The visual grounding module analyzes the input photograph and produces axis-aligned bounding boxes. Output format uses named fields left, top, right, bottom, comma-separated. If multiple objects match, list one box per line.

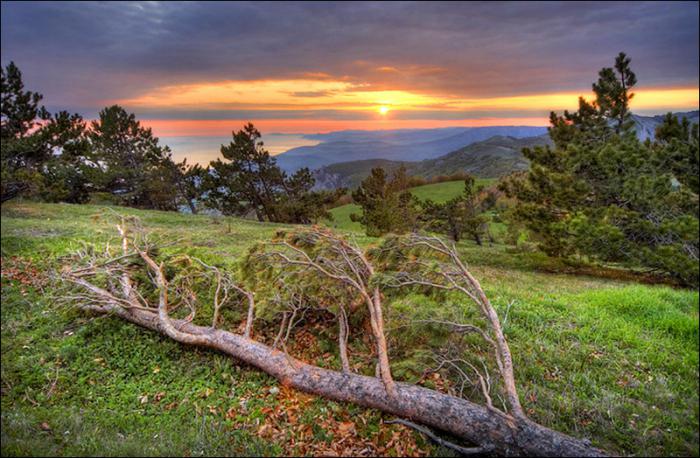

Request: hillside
left=314, top=135, right=551, bottom=190
left=276, top=111, right=699, bottom=174
left=311, top=111, right=700, bottom=191
left=2, top=202, right=698, bottom=456
left=276, top=126, right=548, bottom=172
left=632, top=110, right=699, bottom=140
left=325, top=180, right=492, bottom=232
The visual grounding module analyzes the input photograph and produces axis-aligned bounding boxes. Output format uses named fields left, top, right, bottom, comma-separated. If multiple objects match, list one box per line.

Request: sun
left=378, top=105, right=390, bottom=115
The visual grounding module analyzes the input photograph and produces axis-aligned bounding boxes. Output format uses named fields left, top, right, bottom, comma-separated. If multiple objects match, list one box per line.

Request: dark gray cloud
left=2, top=1, right=698, bottom=116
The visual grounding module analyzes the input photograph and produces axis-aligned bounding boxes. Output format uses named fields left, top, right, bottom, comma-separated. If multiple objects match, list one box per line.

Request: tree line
left=349, top=165, right=496, bottom=245
left=1, top=62, right=343, bottom=224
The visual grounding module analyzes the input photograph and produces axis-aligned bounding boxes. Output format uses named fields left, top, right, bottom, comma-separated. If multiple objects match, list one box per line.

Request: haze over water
left=163, top=134, right=321, bottom=164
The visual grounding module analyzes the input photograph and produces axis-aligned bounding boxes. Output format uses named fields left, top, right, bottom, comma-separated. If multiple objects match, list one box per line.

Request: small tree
left=1, top=61, right=50, bottom=202
left=38, top=111, right=94, bottom=203
left=654, top=113, right=699, bottom=194
left=593, top=52, right=637, bottom=134
left=89, top=105, right=179, bottom=210
left=206, top=124, right=341, bottom=223
left=420, top=176, right=489, bottom=244
left=350, top=166, right=418, bottom=236
left=274, top=167, right=346, bottom=224
left=205, top=123, right=285, bottom=221
left=1, top=62, right=93, bottom=203
left=173, top=159, right=208, bottom=214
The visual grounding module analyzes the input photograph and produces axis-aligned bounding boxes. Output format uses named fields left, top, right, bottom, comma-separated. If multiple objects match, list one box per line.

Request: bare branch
left=384, top=233, right=525, bottom=418
left=256, top=229, right=395, bottom=395
left=384, top=418, right=494, bottom=456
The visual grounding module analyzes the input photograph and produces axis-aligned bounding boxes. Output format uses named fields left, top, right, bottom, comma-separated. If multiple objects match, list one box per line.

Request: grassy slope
left=2, top=201, right=698, bottom=457
left=326, top=179, right=494, bottom=232
left=313, top=134, right=551, bottom=190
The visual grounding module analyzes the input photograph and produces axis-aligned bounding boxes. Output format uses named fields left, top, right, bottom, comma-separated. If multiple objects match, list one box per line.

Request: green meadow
left=326, top=179, right=495, bottom=232
left=2, top=200, right=698, bottom=456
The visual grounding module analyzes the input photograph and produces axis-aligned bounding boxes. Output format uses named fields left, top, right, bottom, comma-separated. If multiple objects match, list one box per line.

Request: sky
left=2, top=1, right=699, bottom=160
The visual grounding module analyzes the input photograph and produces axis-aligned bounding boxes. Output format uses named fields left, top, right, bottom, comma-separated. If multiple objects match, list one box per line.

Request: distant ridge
left=631, top=110, right=699, bottom=140
left=312, top=135, right=552, bottom=190
left=310, top=111, right=699, bottom=190
left=275, top=125, right=548, bottom=172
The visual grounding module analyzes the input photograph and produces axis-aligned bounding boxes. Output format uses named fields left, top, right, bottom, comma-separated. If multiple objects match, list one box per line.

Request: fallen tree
left=61, top=217, right=606, bottom=456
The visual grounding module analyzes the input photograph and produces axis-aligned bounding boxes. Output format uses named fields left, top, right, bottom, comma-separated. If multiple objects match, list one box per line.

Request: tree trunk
left=188, top=199, right=198, bottom=215
left=450, top=225, right=460, bottom=242
left=338, top=306, right=351, bottom=373
left=85, top=303, right=605, bottom=457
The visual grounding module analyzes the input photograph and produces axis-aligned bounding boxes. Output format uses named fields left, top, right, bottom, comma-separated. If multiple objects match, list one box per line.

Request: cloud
left=116, top=79, right=698, bottom=120
left=1, top=1, right=698, bottom=121
left=289, top=91, right=338, bottom=98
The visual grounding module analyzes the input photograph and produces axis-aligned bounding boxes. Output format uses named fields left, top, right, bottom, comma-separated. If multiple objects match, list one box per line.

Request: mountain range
left=275, top=126, right=548, bottom=172
left=276, top=111, right=699, bottom=190
left=312, top=135, right=552, bottom=190
left=631, top=110, right=698, bottom=140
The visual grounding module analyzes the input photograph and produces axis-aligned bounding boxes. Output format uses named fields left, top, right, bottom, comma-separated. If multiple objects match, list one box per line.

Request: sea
left=162, top=134, right=320, bottom=165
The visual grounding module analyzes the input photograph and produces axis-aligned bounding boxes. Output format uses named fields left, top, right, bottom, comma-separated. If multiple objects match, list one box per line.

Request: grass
left=326, top=179, right=494, bottom=232
left=2, top=200, right=698, bottom=456
left=408, top=179, right=494, bottom=202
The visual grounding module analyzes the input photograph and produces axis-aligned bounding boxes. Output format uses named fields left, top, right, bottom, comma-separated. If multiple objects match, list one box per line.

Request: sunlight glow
left=115, top=78, right=699, bottom=116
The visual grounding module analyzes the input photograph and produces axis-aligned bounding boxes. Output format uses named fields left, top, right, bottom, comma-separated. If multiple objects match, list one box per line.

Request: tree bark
left=188, top=199, right=198, bottom=215
left=86, top=303, right=605, bottom=457
left=338, top=306, right=351, bottom=373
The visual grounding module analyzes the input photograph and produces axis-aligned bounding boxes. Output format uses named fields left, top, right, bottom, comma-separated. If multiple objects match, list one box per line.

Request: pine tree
left=593, top=52, right=637, bottom=134
left=501, top=53, right=699, bottom=285
left=38, top=111, right=94, bottom=203
left=205, top=123, right=341, bottom=223
left=654, top=113, right=699, bottom=194
left=420, top=176, right=489, bottom=244
left=350, top=166, right=418, bottom=236
left=173, top=159, right=208, bottom=214
left=89, top=105, right=179, bottom=210
left=205, top=123, right=285, bottom=220
left=1, top=62, right=89, bottom=203
left=275, top=167, right=345, bottom=224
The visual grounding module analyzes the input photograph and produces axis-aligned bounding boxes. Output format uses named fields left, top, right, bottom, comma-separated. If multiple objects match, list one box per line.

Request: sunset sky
left=2, top=1, right=698, bottom=157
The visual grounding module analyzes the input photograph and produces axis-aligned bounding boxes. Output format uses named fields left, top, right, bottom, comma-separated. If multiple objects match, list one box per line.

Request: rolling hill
left=275, top=126, right=548, bottom=172
left=310, top=111, right=699, bottom=190
left=276, top=111, right=699, bottom=174
left=313, top=134, right=551, bottom=190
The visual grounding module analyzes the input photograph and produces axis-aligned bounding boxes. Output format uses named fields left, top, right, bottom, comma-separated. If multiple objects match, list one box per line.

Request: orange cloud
left=446, top=87, right=699, bottom=112
left=115, top=78, right=699, bottom=117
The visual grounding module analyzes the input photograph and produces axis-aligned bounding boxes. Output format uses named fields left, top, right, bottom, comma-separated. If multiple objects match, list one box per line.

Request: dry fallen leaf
left=338, top=421, right=355, bottom=435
